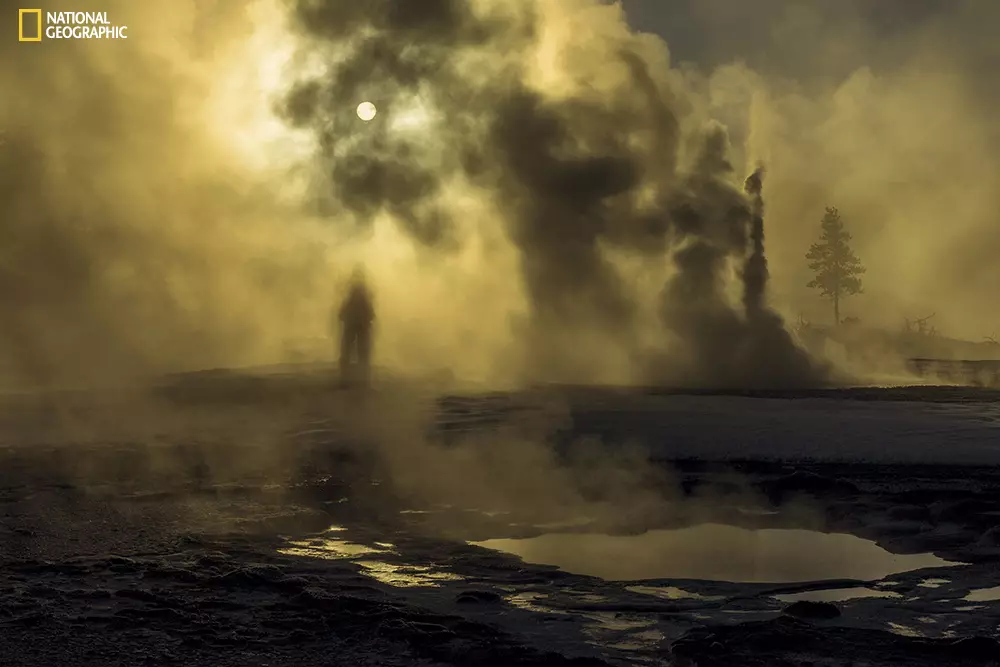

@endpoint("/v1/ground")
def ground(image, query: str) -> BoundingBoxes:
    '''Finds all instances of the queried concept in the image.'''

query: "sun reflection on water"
[279,528,463,588]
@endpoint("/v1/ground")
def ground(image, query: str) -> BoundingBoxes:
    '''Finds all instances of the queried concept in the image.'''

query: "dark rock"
[681,478,701,496]
[910,524,976,550]
[670,615,1000,666]
[141,566,201,583]
[931,499,992,523]
[824,501,857,523]
[760,471,859,504]
[870,518,931,536]
[782,600,841,620]
[108,556,138,567]
[949,636,1000,660]
[887,505,931,521]
[12,561,87,576]
[25,585,60,598]
[215,568,268,588]
[235,508,332,535]
[276,628,315,645]
[409,621,453,635]
[977,526,1000,547]
[949,547,1000,564]
[212,564,289,589]
[114,588,164,604]
[456,590,502,604]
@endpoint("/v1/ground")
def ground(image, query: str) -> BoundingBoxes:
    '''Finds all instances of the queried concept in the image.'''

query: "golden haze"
[0,0,996,390]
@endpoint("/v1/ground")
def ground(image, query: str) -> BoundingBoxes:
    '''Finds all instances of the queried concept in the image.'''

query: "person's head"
[349,265,367,288]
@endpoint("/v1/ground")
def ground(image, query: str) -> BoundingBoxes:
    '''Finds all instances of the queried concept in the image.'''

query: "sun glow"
[205,0,320,174]
[389,103,433,134]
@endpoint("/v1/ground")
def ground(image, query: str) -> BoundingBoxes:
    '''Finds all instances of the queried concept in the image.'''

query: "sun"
[357,101,378,122]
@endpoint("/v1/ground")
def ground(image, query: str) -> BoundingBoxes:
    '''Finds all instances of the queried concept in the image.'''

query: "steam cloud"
[0,0,341,389]
[3,0,995,390]
[1,0,995,554]
[282,0,824,387]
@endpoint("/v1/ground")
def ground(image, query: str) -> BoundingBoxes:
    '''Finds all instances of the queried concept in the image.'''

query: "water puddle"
[887,622,925,637]
[582,612,656,632]
[354,560,463,588]
[280,535,391,559]
[472,523,958,582]
[775,587,903,603]
[626,585,724,601]
[918,578,951,588]
[280,528,463,588]
[580,613,663,655]
[607,629,665,653]
[964,586,1000,602]
[505,591,569,614]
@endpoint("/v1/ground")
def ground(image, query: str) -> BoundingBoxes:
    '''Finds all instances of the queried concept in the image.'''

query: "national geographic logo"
[18,9,128,41]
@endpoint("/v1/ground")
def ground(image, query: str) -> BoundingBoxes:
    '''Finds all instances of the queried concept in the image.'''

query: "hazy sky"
[619,0,998,107]
[622,0,956,68]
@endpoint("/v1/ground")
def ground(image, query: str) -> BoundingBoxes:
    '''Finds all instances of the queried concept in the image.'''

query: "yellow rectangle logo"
[18,9,42,42]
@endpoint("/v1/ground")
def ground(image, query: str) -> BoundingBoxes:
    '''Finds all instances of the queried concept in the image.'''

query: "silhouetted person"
[337,269,375,385]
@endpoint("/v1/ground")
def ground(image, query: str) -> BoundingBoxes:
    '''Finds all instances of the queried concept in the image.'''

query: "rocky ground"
[1,368,999,666]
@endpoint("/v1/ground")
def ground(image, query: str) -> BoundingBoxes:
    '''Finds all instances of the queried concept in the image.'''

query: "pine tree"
[806,207,865,325]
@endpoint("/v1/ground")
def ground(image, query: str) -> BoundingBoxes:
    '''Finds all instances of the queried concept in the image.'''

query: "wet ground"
[1,367,1000,665]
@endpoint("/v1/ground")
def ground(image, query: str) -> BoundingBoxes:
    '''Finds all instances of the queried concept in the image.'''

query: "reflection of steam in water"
[473,523,959,583]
